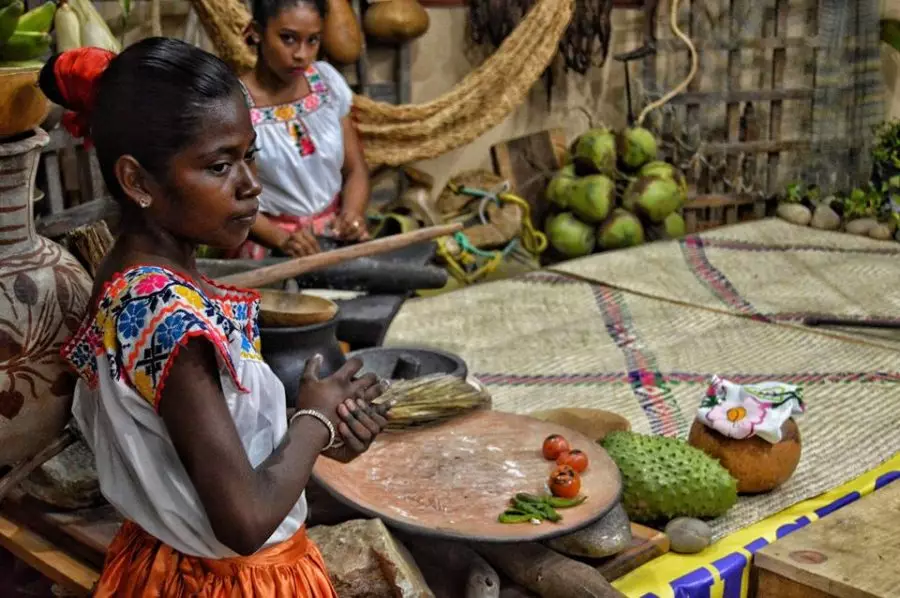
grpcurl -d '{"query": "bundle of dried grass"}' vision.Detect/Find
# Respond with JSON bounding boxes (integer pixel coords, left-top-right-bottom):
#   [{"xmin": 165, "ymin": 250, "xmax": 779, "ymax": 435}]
[
  {"xmin": 65, "ymin": 221, "xmax": 114, "ymax": 278},
  {"xmin": 374, "ymin": 374, "xmax": 493, "ymax": 431}
]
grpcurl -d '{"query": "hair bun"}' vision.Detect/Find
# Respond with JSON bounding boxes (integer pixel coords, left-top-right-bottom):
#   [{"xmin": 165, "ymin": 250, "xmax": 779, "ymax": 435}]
[{"xmin": 38, "ymin": 47, "xmax": 116, "ymax": 141}]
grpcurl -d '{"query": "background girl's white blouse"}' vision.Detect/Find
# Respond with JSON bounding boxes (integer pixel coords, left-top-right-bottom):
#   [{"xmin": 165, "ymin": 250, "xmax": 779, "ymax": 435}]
[{"xmin": 249, "ymin": 61, "xmax": 353, "ymax": 218}]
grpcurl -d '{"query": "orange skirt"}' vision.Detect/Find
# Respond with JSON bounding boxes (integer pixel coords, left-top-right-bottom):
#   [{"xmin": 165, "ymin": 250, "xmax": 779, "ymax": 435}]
[{"xmin": 93, "ymin": 521, "xmax": 338, "ymax": 597}]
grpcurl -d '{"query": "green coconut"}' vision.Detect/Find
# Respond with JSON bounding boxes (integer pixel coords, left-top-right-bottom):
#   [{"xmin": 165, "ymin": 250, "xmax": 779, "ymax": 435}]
[
  {"xmin": 598, "ymin": 209, "xmax": 645, "ymax": 250},
  {"xmin": 569, "ymin": 174, "xmax": 616, "ymax": 223},
  {"xmin": 545, "ymin": 164, "xmax": 578, "ymax": 208},
  {"xmin": 546, "ymin": 212, "xmax": 596, "ymax": 258},
  {"xmin": 647, "ymin": 211, "xmax": 687, "ymax": 241},
  {"xmin": 623, "ymin": 176, "xmax": 683, "ymax": 223},
  {"xmin": 617, "ymin": 127, "xmax": 658, "ymax": 171},
  {"xmin": 573, "ymin": 128, "xmax": 617, "ymax": 176},
  {"xmin": 639, "ymin": 161, "xmax": 688, "ymax": 195}
]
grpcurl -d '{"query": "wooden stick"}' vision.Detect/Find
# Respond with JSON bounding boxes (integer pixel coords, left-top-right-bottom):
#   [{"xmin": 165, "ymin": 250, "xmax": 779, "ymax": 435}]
[
  {"xmin": 218, "ymin": 223, "xmax": 462, "ymax": 289},
  {"xmin": 473, "ymin": 542, "xmax": 625, "ymax": 598},
  {"xmin": 0, "ymin": 428, "xmax": 78, "ymax": 504},
  {"xmin": 803, "ymin": 316, "xmax": 900, "ymax": 330}
]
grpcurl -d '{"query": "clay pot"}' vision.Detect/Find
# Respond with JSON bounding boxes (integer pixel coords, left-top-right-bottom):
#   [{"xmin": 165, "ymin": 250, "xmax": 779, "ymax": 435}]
[
  {"xmin": 259, "ymin": 314, "xmax": 347, "ymax": 407},
  {"xmin": 0, "ymin": 65, "xmax": 50, "ymax": 140},
  {"xmin": 0, "ymin": 128, "xmax": 91, "ymax": 466},
  {"xmin": 688, "ymin": 419, "xmax": 801, "ymax": 494}
]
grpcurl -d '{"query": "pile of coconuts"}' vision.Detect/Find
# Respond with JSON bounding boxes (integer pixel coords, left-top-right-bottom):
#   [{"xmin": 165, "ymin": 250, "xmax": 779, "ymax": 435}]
[{"xmin": 544, "ymin": 126, "xmax": 689, "ymax": 259}]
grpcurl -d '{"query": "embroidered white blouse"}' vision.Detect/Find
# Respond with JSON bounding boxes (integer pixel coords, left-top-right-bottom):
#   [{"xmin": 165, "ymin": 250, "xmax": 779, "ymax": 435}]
[
  {"xmin": 62, "ymin": 266, "xmax": 307, "ymax": 559},
  {"xmin": 248, "ymin": 61, "xmax": 353, "ymax": 218}
]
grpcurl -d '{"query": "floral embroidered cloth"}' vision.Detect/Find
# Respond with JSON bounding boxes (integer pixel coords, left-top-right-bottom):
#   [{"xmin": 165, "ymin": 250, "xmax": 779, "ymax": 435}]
[{"xmin": 697, "ymin": 375, "xmax": 805, "ymax": 444}]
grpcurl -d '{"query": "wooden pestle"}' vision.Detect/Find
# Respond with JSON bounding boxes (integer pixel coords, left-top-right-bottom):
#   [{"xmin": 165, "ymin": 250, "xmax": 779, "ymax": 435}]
[{"xmin": 218, "ymin": 223, "xmax": 462, "ymax": 289}]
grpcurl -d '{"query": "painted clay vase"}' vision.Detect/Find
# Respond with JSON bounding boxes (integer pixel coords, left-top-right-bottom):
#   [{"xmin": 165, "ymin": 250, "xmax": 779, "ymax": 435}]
[{"xmin": 0, "ymin": 128, "xmax": 91, "ymax": 466}]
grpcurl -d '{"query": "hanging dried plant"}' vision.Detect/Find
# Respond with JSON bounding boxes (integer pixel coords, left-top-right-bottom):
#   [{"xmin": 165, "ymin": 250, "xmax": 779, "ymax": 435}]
[{"xmin": 469, "ymin": 0, "xmax": 613, "ymax": 75}]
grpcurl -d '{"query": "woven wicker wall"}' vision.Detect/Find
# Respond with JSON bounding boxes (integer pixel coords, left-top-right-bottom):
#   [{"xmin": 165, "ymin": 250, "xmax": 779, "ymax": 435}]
[{"xmin": 635, "ymin": 0, "xmax": 883, "ymax": 198}]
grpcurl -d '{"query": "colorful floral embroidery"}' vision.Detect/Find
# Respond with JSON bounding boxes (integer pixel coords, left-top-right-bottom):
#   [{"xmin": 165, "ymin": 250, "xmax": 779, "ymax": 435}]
[
  {"xmin": 704, "ymin": 396, "xmax": 768, "ymax": 439},
  {"xmin": 61, "ymin": 266, "xmax": 261, "ymax": 408},
  {"xmin": 248, "ymin": 65, "xmax": 331, "ymax": 127},
  {"xmin": 289, "ymin": 120, "xmax": 316, "ymax": 157}
]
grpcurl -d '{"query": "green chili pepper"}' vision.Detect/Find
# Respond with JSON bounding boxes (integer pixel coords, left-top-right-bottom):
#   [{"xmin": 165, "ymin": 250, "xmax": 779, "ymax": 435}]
[
  {"xmin": 498, "ymin": 512, "xmax": 534, "ymax": 524},
  {"xmin": 535, "ymin": 502, "xmax": 562, "ymax": 522},
  {"xmin": 515, "ymin": 492, "xmax": 546, "ymax": 504},
  {"xmin": 546, "ymin": 495, "xmax": 588, "ymax": 509},
  {"xmin": 513, "ymin": 499, "xmax": 548, "ymax": 519}
]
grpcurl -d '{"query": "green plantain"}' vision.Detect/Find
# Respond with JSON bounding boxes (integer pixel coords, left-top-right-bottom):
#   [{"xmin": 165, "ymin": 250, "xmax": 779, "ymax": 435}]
[
  {"xmin": 0, "ymin": 0, "xmax": 24, "ymax": 46},
  {"xmin": 15, "ymin": 1, "xmax": 55, "ymax": 33},
  {"xmin": 0, "ymin": 29, "xmax": 51, "ymax": 61}
]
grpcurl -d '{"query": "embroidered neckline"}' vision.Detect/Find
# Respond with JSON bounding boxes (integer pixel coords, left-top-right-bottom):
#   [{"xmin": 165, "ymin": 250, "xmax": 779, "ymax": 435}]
[
  {"xmin": 61, "ymin": 265, "xmax": 261, "ymax": 400},
  {"xmin": 248, "ymin": 65, "xmax": 331, "ymax": 126}
]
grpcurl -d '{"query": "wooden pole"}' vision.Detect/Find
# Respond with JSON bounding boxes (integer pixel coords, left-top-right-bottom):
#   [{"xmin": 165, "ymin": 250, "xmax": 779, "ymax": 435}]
[{"xmin": 218, "ymin": 223, "xmax": 462, "ymax": 289}]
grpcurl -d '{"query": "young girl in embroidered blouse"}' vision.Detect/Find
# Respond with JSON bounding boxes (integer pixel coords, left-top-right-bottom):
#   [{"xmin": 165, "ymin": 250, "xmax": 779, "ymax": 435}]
[
  {"xmin": 235, "ymin": 0, "xmax": 371, "ymax": 259},
  {"xmin": 45, "ymin": 38, "xmax": 387, "ymax": 597}
]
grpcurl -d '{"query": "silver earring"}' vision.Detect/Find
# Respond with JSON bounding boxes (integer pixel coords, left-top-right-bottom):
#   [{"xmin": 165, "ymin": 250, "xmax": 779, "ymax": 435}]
[{"xmin": 138, "ymin": 199, "xmax": 151, "ymax": 209}]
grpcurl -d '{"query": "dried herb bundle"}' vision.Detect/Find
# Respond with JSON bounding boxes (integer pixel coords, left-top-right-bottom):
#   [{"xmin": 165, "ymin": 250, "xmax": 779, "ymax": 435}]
[{"xmin": 469, "ymin": 0, "xmax": 613, "ymax": 75}]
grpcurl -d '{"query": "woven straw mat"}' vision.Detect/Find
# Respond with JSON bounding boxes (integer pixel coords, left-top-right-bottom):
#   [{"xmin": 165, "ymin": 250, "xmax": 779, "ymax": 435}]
[
  {"xmin": 554, "ymin": 218, "xmax": 900, "ymax": 346},
  {"xmin": 384, "ymin": 219, "xmax": 900, "ymax": 539}
]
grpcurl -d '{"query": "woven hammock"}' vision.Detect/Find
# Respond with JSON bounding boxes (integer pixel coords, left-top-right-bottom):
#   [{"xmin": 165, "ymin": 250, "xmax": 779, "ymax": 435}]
[{"xmin": 188, "ymin": 0, "xmax": 574, "ymax": 168}]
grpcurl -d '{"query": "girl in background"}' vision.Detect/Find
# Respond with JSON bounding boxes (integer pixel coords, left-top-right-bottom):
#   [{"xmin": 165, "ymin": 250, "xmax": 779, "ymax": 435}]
[
  {"xmin": 46, "ymin": 38, "xmax": 386, "ymax": 596},
  {"xmin": 236, "ymin": 0, "xmax": 371, "ymax": 259}
]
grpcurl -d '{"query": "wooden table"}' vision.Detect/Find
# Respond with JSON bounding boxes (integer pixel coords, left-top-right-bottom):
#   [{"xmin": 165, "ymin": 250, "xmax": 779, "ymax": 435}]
[{"xmin": 752, "ymin": 480, "xmax": 900, "ymax": 598}]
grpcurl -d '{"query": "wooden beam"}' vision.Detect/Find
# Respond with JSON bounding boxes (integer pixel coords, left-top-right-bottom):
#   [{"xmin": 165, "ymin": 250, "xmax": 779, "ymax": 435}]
[{"xmin": 0, "ymin": 514, "xmax": 98, "ymax": 596}]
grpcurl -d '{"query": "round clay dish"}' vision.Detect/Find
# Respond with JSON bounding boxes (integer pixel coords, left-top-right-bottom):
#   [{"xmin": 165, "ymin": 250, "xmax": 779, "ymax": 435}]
[{"xmin": 313, "ymin": 410, "xmax": 623, "ymax": 543}]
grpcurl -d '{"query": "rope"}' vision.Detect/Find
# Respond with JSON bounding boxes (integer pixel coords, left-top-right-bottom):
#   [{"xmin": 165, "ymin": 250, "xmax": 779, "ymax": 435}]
[
  {"xmin": 437, "ymin": 183, "xmax": 548, "ymax": 285},
  {"xmin": 636, "ymin": 0, "xmax": 699, "ymax": 127}
]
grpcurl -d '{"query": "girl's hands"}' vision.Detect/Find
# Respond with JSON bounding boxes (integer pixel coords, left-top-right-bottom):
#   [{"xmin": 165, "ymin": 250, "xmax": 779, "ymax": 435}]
[
  {"xmin": 324, "ymin": 395, "xmax": 389, "ymax": 463},
  {"xmin": 333, "ymin": 210, "xmax": 371, "ymax": 243},
  {"xmin": 278, "ymin": 226, "xmax": 320, "ymax": 257},
  {"xmin": 295, "ymin": 356, "xmax": 377, "ymax": 435},
  {"xmin": 294, "ymin": 356, "xmax": 388, "ymax": 460}
]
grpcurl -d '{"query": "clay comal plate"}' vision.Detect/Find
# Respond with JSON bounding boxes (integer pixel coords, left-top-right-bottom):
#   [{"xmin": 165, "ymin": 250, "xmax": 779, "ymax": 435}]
[{"xmin": 312, "ymin": 410, "xmax": 622, "ymax": 542}]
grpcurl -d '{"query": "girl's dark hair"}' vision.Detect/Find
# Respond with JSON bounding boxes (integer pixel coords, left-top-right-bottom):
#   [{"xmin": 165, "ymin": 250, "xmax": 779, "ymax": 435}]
[
  {"xmin": 38, "ymin": 38, "xmax": 244, "ymax": 201},
  {"xmin": 251, "ymin": 0, "xmax": 327, "ymax": 26}
]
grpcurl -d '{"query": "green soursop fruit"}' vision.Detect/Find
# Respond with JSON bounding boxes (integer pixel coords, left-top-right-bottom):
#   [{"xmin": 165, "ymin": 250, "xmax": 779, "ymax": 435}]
[
  {"xmin": 600, "ymin": 431, "xmax": 738, "ymax": 522},
  {"xmin": 545, "ymin": 164, "xmax": 578, "ymax": 208},
  {"xmin": 573, "ymin": 128, "xmax": 617, "ymax": 176},
  {"xmin": 617, "ymin": 127, "xmax": 658, "ymax": 170}
]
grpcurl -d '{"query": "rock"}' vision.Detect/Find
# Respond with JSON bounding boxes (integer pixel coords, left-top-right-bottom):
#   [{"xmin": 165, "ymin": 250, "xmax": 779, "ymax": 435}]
[
  {"xmin": 687, "ymin": 420, "xmax": 801, "ymax": 494},
  {"xmin": 665, "ymin": 518, "xmax": 712, "ymax": 554},
  {"xmin": 869, "ymin": 223, "xmax": 894, "ymax": 241},
  {"xmin": 527, "ymin": 408, "xmax": 631, "ymax": 442},
  {"xmin": 844, "ymin": 217, "xmax": 878, "ymax": 235},
  {"xmin": 308, "ymin": 518, "xmax": 435, "ymax": 598},
  {"xmin": 20, "ymin": 440, "xmax": 102, "ymax": 510},
  {"xmin": 546, "ymin": 502, "xmax": 632, "ymax": 558},
  {"xmin": 775, "ymin": 203, "xmax": 812, "ymax": 226},
  {"xmin": 809, "ymin": 204, "xmax": 841, "ymax": 230}
]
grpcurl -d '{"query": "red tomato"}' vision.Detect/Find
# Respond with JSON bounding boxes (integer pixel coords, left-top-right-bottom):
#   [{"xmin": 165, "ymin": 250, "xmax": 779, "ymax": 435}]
[
  {"xmin": 542, "ymin": 434, "xmax": 570, "ymax": 460},
  {"xmin": 556, "ymin": 449, "xmax": 589, "ymax": 473},
  {"xmin": 549, "ymin": 465, "xmax": 581, "ymax": 499}
]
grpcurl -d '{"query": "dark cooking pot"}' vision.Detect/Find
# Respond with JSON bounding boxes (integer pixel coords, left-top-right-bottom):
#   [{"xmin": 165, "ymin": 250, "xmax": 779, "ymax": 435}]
[{"xmin": 259, "ymin": 313, "xmax": 346, "ymax": 407}]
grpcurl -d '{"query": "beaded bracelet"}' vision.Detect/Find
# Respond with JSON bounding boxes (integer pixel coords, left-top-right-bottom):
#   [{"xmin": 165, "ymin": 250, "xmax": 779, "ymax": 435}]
[{"xmin": 289, "ymin": 409, "xmax": 337, "ymax": 451}]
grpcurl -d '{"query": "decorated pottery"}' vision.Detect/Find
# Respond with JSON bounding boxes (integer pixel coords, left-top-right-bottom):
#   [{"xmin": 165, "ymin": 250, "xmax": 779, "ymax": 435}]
[
  {"xmin": 0, "ymin": 128, "xmax": 91, "ymax": 466},
  {"xmin": 0, "ymin": 64, "xmax": 50, "ymax": 140}
]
